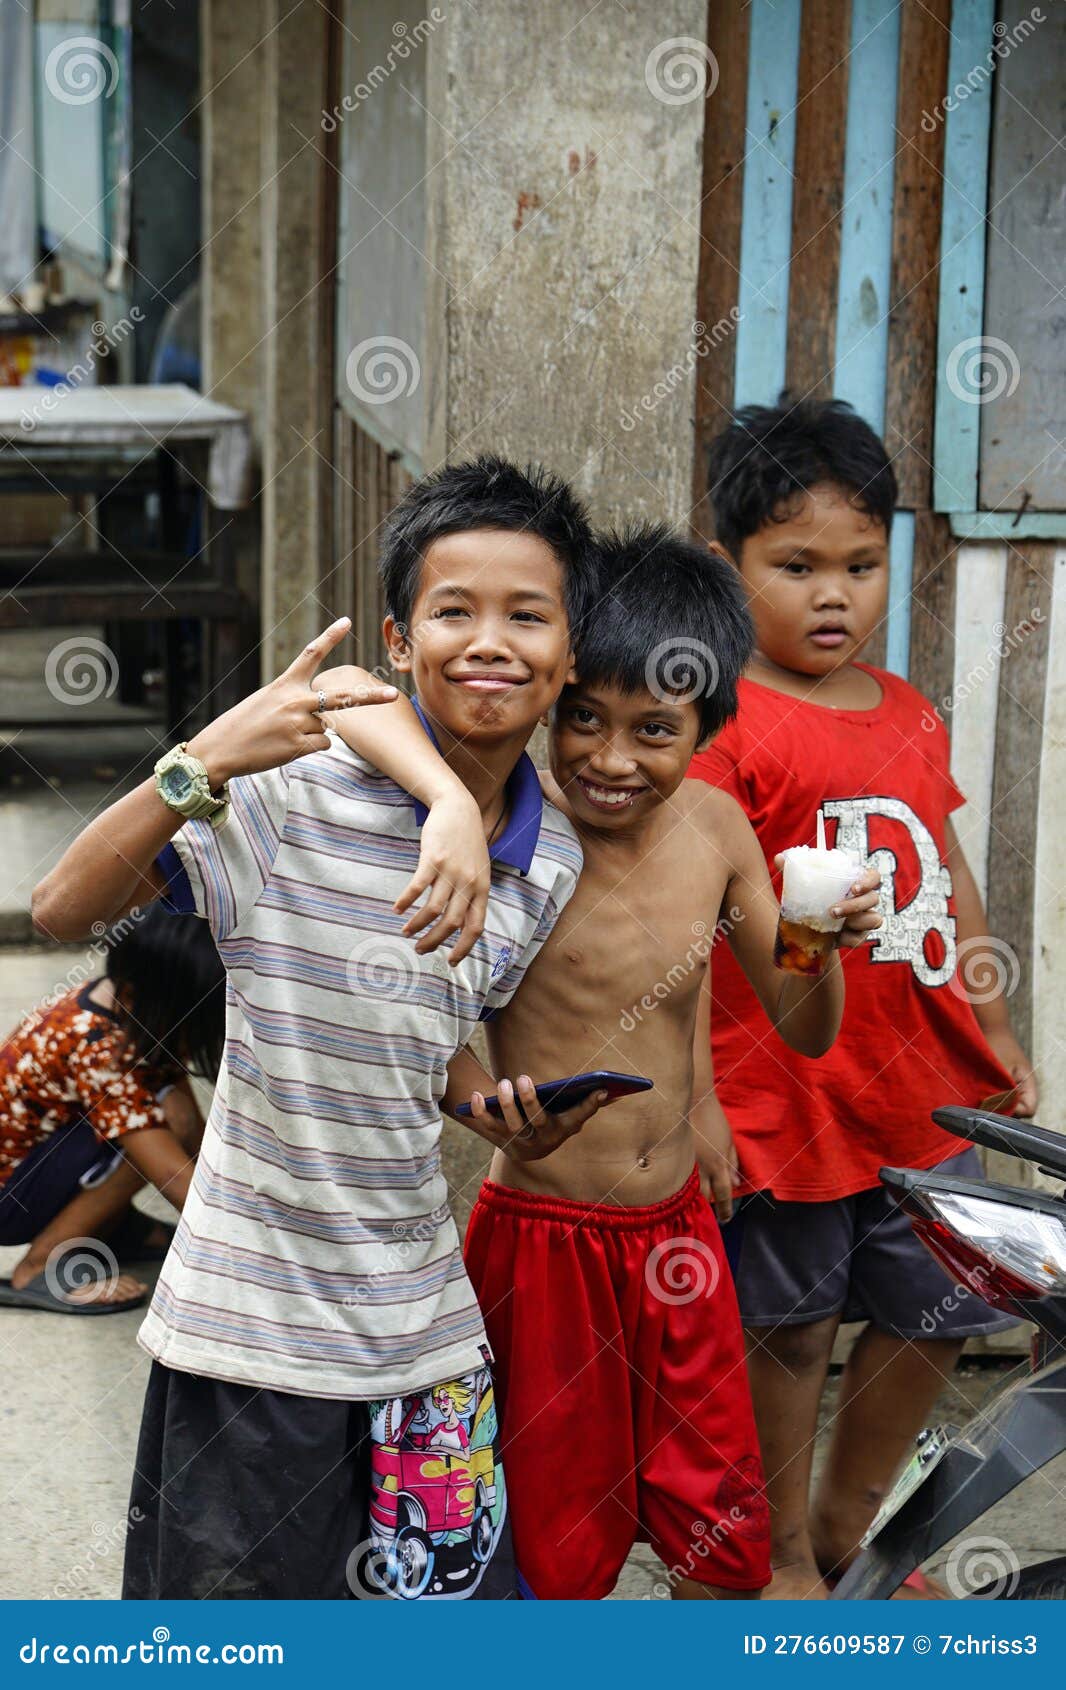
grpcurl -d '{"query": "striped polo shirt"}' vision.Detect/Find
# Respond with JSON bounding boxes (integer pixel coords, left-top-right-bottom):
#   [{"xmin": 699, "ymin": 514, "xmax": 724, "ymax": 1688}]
[{"xmin": 137, "ymin": 725, "xmax": 582, "ymax": 1400}]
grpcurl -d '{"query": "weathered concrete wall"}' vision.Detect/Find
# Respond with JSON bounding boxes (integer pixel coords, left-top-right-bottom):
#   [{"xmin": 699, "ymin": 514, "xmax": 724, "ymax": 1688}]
[
  {"xmin": 201, "ymin": 1, "xmax": 708, "ymax": 678},
  {"xmin": 424, "ymin": 2, "xmax": 707, "ymax": 529}
]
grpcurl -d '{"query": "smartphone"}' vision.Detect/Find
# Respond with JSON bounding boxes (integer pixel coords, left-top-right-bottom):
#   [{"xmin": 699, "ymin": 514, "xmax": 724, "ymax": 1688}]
[{"xmin": 453, "ymin": 1069, "xmax": 653, "ymax": 1121}]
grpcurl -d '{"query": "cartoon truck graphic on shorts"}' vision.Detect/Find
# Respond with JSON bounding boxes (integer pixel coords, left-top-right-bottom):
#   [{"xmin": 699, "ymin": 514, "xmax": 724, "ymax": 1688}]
[{"xmin": 363, "ymin": 1371, "xmax": 502, "ymax": 1599}]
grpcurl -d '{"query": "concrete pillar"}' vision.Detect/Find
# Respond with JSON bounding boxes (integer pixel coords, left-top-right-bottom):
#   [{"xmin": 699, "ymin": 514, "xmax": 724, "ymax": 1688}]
[
  {"xmin": 424, "ymin": 2, "xmax": 707, "ymax": 529},
  {"xmin": 201, "ymin": 2, "xmax": 263, "ymax": 419},
  {"xmin": 200, "ymin": 0, "xmax": 266, "ymax": 672},
  {"xmin": 201, "ymin": 0, "xmax": 333, "ymax": 679},
  {"xmin": 258, "ymin": 3, "xmax": 334, "ymax": 673}
]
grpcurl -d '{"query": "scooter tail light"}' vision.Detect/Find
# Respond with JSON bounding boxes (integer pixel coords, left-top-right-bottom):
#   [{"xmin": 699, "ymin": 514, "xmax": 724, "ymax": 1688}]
[
  {"xmin": 908, "ymin": 1215, "xmax": 1040, "ymax": 1309},
  {"xmin": 903, "ymin": 1189, "xmax": 1066, "ymax": 1311}
]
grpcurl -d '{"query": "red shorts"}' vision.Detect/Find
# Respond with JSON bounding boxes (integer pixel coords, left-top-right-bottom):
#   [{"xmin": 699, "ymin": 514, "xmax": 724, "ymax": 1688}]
[{"xmin": 465, "ymin": 1167, "xmax": 770, "ymax": 1599}]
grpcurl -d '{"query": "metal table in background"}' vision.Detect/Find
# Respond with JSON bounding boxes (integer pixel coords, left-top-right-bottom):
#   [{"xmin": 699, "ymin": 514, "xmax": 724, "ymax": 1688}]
[{"xmin": 0, "ymin": 384, "xmax": 255, "ymax": 737}]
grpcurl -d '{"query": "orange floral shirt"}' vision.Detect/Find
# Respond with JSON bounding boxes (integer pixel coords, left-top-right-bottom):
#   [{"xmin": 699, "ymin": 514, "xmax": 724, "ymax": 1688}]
[{"xmin": 0, "ymin": 982, "xmax": 171, "ymax": 1187}]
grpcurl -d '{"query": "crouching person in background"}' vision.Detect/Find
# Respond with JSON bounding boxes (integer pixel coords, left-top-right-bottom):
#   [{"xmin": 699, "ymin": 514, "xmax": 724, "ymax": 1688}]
[{"xmin": 0, "ymin": 904, "xmax": 223, "ymax": 1314}]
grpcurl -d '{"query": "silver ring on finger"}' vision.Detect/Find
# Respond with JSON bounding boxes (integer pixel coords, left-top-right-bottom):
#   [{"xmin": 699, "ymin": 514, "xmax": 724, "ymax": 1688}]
[
  {"xmin": 314, "ymin": 689, "xmax": 327, "ymax": 715},
  {"xmin": 516, "ymin": 1120, "xmax": 536, "ymax": 1143}
]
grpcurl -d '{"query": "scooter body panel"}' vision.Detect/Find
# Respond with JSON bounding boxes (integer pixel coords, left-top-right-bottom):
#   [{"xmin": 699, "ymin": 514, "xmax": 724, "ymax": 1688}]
[{"xmin": 832, "ymin": 1355, "xmax": 1066, "ymax": 1598}]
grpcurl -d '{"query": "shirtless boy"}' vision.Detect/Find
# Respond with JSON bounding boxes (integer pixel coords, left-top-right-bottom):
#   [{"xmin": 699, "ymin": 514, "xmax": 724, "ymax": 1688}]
[{"xmin": 328, "ymin": 524, "xmax": 882, "ymax": 1600}]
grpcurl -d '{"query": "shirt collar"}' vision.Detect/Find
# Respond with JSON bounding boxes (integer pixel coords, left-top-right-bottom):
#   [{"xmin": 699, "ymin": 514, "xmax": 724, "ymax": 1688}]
[{"xmin": 409, "ymin": 699, "xmax": 543, "ymax": 876}]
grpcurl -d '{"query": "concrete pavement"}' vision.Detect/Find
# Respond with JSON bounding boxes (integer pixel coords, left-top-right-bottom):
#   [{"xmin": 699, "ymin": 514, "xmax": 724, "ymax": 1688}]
[{"xmin": 2, "ymin": 939, "xmax": 1062, "ymax": 1599}]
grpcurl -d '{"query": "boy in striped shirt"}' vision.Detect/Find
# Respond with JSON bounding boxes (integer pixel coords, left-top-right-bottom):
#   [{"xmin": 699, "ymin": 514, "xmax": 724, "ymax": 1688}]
[{"xmin": 33, "ymin": 458, "xmax": 604, "ymax": 1601}]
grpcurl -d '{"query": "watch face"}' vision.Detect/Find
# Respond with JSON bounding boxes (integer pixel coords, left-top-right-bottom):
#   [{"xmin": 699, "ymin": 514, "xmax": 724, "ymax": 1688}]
[{"xmin": 162, "ymin": 766, "xmax": 194, "ymax": 804}]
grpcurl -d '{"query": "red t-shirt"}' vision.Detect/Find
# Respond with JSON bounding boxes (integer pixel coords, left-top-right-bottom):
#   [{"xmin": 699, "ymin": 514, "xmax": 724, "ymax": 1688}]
[{"xmin": 688, "ymin": 665, "xmax": 1014, "ymax": 1201}]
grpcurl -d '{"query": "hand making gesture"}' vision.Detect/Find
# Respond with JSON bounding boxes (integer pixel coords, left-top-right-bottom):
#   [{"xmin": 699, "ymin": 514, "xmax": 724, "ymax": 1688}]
[{"xmin": 187, "ymin": 618, "xmax": 398, "ymax": 787}]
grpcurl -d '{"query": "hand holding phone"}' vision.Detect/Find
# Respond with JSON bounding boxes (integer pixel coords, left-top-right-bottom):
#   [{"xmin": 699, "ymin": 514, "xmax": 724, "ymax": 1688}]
[
  {"xmin": 454, "ymin": 1071, "xmax": 651, "ymax": 1166},
  {"xmin": 453, "ymin": 1069, "xmax": 652, "ymax": 1121}
]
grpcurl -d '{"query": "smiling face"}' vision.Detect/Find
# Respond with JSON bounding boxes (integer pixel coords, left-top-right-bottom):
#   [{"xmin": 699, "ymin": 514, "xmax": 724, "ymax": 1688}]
[
  {"xmin": 735, "ymin": 483, "xmax": 889, "ymax": 677},
  {"xmin": 550, "ymin": 681, "xmax": 705, "ymax": 831},
  {"xmin": 385, "ymin": 528, "xmax": 577, "ymax": 747}
]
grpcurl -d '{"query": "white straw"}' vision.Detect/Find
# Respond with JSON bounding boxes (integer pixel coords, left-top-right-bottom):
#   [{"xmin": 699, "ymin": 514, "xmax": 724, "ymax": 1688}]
[{"xmin": 816, "ymin": 808, "xmax": 826, "ymax": 852}]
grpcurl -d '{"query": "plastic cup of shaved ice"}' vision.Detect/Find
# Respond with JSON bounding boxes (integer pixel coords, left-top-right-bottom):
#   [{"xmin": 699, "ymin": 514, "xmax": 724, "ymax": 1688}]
[{"xmin": 774, "ymin": 840, "xmax": 862, "ymax": 977}]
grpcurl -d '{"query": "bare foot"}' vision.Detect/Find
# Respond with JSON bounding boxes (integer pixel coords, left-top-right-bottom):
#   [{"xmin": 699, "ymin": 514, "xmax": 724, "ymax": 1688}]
[
  {"xmin": 63, "ymin": 1273, "xmax": 147, "ymax": 1308},
  {"xmin": 766, "ymin": 1564, "xmax": 833, "ymax": 1600},
  {"xmin": 12, "ymin": 1258, "xmax": 44, "ymax": 1291}
]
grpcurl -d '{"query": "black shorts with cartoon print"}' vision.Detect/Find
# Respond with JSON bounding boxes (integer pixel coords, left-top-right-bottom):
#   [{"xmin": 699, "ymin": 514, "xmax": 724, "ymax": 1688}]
[{"xmin": 123, "ymin": 1360, "xmax": 516, "ymax": 1600}]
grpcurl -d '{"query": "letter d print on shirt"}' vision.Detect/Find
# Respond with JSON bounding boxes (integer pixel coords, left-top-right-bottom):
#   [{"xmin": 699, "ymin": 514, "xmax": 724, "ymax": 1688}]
[{"xmin": 822, "ymin": 796, "xmax": 957, "ymax": 988}]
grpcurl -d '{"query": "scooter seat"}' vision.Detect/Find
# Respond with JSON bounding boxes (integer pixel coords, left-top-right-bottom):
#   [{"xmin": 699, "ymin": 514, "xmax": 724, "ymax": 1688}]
[{"xmin": 932, "ymin": 1105, "xmax": 1066, "ymax": 1180}]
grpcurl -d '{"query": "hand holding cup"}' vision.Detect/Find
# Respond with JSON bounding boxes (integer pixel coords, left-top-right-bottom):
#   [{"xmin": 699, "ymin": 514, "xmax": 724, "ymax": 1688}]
[
  {"xmin": 772, "ymin": 812, "xmax": 882, "ymax": 976},
  {"xmin": 825, "ymin": 864, "xmax": 883, "ymax": 948}
]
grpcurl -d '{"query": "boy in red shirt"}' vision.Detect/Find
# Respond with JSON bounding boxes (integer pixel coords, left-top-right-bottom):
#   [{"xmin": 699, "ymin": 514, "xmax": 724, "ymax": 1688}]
[{"xmin": 689, "ymin": 396, "xmax": 1037, "ymax": 1598}]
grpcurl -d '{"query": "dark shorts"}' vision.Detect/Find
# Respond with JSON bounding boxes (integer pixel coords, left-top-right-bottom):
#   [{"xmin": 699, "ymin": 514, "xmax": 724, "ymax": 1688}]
[
  {"xmin": 123, "ymin": 1360, "xmax": 516, "ymax": 1601},
  {"xmin": 735, "ymin": 1147, "xmax": 1016, "ymax": 1340},
  {"xmin": 0, "ymin": 1122, "xmax": 121, "ymax": 1246}
]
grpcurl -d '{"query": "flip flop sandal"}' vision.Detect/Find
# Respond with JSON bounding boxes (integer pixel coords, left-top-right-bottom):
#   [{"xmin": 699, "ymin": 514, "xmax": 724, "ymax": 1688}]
[{"xmin": 0, "ymin": 1272, "xmax": 148, "ymax": 1316}]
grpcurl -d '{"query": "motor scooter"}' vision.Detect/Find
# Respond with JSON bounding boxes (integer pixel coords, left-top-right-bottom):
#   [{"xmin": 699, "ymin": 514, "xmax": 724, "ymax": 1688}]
[{"xmin": 832, "ymin": 1106, "xmax": 1066, "ymax": 1600}]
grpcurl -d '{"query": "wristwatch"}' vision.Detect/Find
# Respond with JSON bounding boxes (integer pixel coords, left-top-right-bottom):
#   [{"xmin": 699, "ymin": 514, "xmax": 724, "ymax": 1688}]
[{"xmin": 154, "ymin": 743, "xmax": 230, "ymax": 829}]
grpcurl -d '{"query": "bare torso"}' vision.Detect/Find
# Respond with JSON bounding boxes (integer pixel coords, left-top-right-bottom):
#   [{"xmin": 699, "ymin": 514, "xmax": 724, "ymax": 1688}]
[{"xmin": 486, "ymin": 779, "xmax": 738, "ymax": 1204}]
